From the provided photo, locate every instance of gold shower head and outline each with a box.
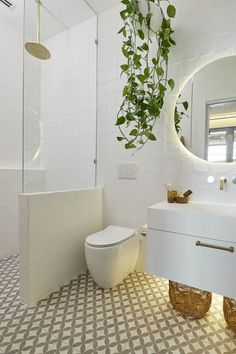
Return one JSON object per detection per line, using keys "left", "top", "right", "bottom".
{"left": 25, "top": 42, "right": 51, "bottom": 60}
{"left": 25, "top": 0, "right": 51, "bottom": 60}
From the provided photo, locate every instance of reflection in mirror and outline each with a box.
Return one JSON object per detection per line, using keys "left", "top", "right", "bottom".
{"left": 175, "top": 56, "right": 236, "bottom": 163}
{"left": 207, "top": 101, "right": 236, "bottom": 162}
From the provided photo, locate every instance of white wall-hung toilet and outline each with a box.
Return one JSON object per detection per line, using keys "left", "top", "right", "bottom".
{"left": 85, "top": 225, "right": 139, "bottom": 289}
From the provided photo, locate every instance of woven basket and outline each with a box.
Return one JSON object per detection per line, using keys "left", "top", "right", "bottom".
{"left": 223, "top": 297, "right": 236, "bottom": 333}
{"left": 169, "top": 281, "right": 212, "bottom": 319}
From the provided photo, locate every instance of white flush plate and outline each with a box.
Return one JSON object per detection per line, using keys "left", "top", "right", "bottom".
{"left": 118, "top": 163, "right": 138, "bottom": 180}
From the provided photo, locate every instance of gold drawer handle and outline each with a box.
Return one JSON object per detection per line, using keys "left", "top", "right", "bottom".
{"left": 196, "top": 241, "right": 234, "bottom": 253}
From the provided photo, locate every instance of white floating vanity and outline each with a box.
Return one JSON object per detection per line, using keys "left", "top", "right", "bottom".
{"left": 147, "top": 201, "right": 236, "bottom": 299}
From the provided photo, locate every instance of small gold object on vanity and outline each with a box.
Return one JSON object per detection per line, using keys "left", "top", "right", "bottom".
{"left": 175, "top": 189, "right": 192, "bottom": 204}
{"left": 169, "top": 281, "right": 212, "bottom": 319}
{"left": 175, "top": 196, "right": 189, "bottom": 204}
{"left": 165, "top": 185, "right": 193, "bottom": 204}
{"left": 223, "top": 297, "right": 236, "bottom": 333}
{"left": 167, "top": 191, "right": 178, "bottom": 203}
{"left": 165, "top": 184, "right": 178, "bottom": 203}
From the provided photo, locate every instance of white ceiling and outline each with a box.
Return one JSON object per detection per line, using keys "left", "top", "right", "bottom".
{"left": 87, "top": 0, "right": 121, "bottom": 14}
{"left": 40, "top": 0, "right": 120, "bottom": 39}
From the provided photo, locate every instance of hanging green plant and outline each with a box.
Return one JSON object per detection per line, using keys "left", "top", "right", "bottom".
{"left": 116, "top": 0, "right": 176, "bottom": 150}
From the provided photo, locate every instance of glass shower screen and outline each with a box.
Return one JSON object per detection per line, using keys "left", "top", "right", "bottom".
{"left": 23, "top": 0, "right": 97, "bottom": 192}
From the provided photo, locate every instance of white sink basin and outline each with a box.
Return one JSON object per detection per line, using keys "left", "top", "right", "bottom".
{"left": 189, "top": 201, "right": 236, "bottom": 218}
{"left": 148, "top": 201, "right": 236, "bottom": 243}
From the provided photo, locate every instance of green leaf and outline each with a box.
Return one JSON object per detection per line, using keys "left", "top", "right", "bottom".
{"left": 168, "top": 79, "right": 175, "bottom": 90}
{"left": 169, "top": 37, "right": 176, "bottom": 45}
{"left": 125, "top": 142, "right": 136, "bottom": 149}
{"left": 149, "top": 133, "right": 157, "bottom": 141}
{"left": 133, "top": 54, "right": 141, "bottom": 68}
{"left": 122, "top": 47, "right": 129, "bottom": 58}
{"left": 138, "top": 29, "right": 145, "bottom": 40}
{"left": 146, "top": 13, "right": 153, "bottom": 27}
{"left": 167, "top": 5, "right": 176, "bottom": 18}
{"left": 126, "top": 112, "right": 135, "bottom": 121}
{"left": 144, "top": 67, "right": 150, "bottom": 78}
{"left": 137, "top": 74, "right": 146, "bottom": 83}
{"left": 118, "top": 26, "right": 125, "bottom": 34}
{"left": 149, "top": 99, "right": 160, "bottom": 115}
{"left": 121, "top": 64, "right": 129, "bottom": 72}
{"left": 126, "top": 4, "right": 133, "bottom": 14}
{"left": 156, "top": 67, "right": 164, "bottom": 76}
{"left": 141, "top": 43, "right": 149, "bottom": 51}
{"left": 182, "top": 101, "right": 189, "bottom": 111}
{"left": 138, "top": 13, "right": 143, "bottom": 25}
{"left": 120, "top": 10, "right": 127, "bottom": 20}
{"left": 159, "top": 83, "right": 166, "bottom": 93}
{"left": 152, "top": 58, "right": 158, "bottom": 65}
{"left": 117, "top": 136, "right": 124, "bottom": 141}
{"left": 121, "top": 0, "right": 129, "bottom": 4}
{"left": 123, "top": 85, "right": 129, "bottom": 96}
{"left": 129, "top": 129, "right": 138, "bottom": 136}
{"left": 145, "top": 130, "right": 157, "bottom": 141}
{"left": 116, "top": 116, "right": 126, "bottom": 125}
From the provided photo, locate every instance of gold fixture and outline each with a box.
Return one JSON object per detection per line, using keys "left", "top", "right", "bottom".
{"left": 220, "top": 177, "right": 227, "bottom": 190}
{"left": 196, "top": 241, "right": 234, "bottom": 253}
{"left": 167, "top": 190, "right": 178, "bottom": 203}
{"left": 25, "top": 0, "right": 51, "bottom": 60}
{"left": 169, "top": 281, "right": 212, "bottom": 319}
{"left": 223, "top": 297, "right": 236, "bottom": 333}
{"left": 165, "top": 184, "right": 178, "bottom": 203}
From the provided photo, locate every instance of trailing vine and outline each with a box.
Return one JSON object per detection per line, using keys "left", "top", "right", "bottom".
{"left": 116, "top": 0, "right": 176, "bottom": 150}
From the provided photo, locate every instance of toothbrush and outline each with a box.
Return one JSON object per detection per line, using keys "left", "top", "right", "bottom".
{"left": 165, "top": 184, "right": 170, "bottom": 191}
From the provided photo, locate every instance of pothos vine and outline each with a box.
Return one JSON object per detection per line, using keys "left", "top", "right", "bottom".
{"left": 116, "top": 0, "right": 176, "bottom": 150}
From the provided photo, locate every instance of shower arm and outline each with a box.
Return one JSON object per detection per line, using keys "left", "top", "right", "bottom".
{"left": 36, "top": 0, "right": 40, "bottom": 44}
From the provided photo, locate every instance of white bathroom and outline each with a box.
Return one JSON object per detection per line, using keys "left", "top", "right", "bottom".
{"left": 1, "top": 0, "right": 236, "bottom": 353}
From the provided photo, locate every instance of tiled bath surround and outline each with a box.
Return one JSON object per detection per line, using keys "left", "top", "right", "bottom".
{"left": 19, "top": 188, "right": 103, "bottom": 306}
{"left": 96, "top": 0, "right": 236, "bottom": 229}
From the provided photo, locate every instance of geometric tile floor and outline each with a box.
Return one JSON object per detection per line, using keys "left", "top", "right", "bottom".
{"left": 0, "top": 255, "right": 236, "bottom": 354}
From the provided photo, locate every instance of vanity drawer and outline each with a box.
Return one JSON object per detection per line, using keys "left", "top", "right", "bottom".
{"left": 147, "top": 229, "right": 236, "bottom": 298}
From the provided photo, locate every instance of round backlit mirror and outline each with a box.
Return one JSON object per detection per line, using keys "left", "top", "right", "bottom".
{"left": 175, "top": 56, "right": 236, "bottom": 163}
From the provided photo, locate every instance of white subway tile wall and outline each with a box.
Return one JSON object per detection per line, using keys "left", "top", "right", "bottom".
{"left": 0, "top": 169, "right": 44, "bottom": 260}
{"left": 97, "top": 0, "right": 236, "bottom": 229}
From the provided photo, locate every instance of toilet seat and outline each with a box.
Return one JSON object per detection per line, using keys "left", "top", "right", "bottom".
{"left": 86, "top": 225, "right": 135, "bottom": 248}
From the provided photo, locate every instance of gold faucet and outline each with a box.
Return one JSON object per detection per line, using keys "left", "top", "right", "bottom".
{"left": 220, "top": 177, "right": 227, "bottom": 190}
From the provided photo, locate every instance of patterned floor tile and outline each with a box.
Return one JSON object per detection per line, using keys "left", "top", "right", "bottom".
{"left": 0, "top": 255, "right": 236, "bottom": 354}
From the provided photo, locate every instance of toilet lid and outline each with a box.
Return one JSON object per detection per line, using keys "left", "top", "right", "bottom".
{"left": 85, "top": 225, "right": 136, "bottom": 248}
